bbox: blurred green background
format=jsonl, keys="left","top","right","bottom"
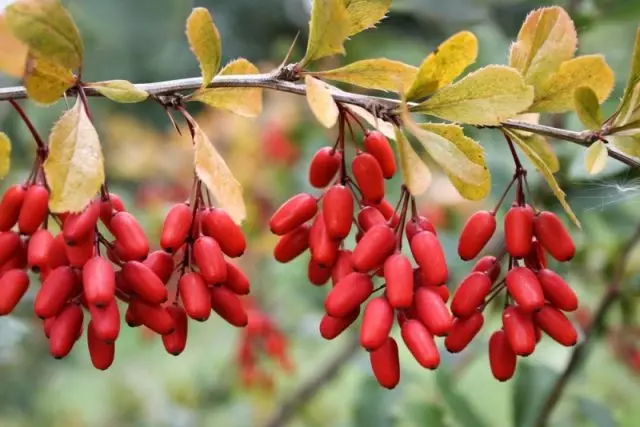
{"left": 1, "top": 0, "right": 640, "bottom": 426}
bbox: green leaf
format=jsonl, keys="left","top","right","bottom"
{"left": 86, "top": 80, "right": 148, "bottom": 103}
{"left": 406, "top": 403, "right": 447, "bottom": 427}
{"left": 186, "top": 7, "right": 221, "bottom": 87}
{"left": 0, "top": 132, "right": 11, "bottom": 179}
{"left": 530, "top": 55, "right": 614, "bottom": 113}
{"left": 576, "top": 397, "right": 616, "bottom": 427}
{"left": 394, "top": 126, "right": 432, "bottom": 196}
{"left": 435, "top": 369, "right": 488, "bottom": 427}
{"left": 305, "top": 75, "right": 339, "bottom": 128}
{"left": 354, "top": 376, "right": 398, "bottom": 427}
{"left": 574, "top": 86, "right": 603, "bottom": 130}
{"left": 585, "top": 140, "right": 608, "bottom": 174}
{"left": 23, "top": 57, "right": 75, "bottom": 105}
{"left": 418, "top": 123, "right": 491, "bottom": 200}
{"left": 412, "top": 66, "right": 534, "bottom": 125}
{"left": 507, "top": 130, "right": 580, "bottom": 227}
{"left": 299, "top": 0, "right": 351, "bottom": 67}
{"left": 611, "top": 135, "right": 640, "bottom": 157}
{"left": 5, "top": 0, "right": 83, "bottom": 70}
{"left": 509, "top": 6, "right": 577, "bottom": 91}
{"left": 614, "top": 27, "right": 640, "bottom": 126}
{"left": 520, "top": 133, "right": 560, "bottom": 173}
{"left": 613, "top": 82, "right": 640, "bottom": 128}
{"left": 309, "top": 58, "right": 417, "bottom": 92}
{"left": 189, "top": 58, "right": 263, "bottom": 117}
{"left": 344, "top": 0, "right": 391, "bottom": 37}
{"left": 513, "top": 362, "right": 558, "bottom": 427}
{"left": 192, "top": 121, "right": 246, "bottom": 224}
{"left": 405, "top": 31, "right": 478, "bottom": 101}
{"left": 44, "top": 97, "right": 105, "bottom": 213}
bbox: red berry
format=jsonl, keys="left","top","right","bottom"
{"left": 65, "top": 235, "right": 95, "bottom": 267}
{"left": 35, "top": 266, "right": 78, "bottom": 318}
{"left": 534, "top": 304, "right": 578, "bottom": 346}
{"left": 360, "top": 296, "right": 394, "bottom": 351}
{"left": 0, "top": 185, "right": 26, "bottom": 231}
{"left": 471, "top": 255, "right": 501, "bottom": 283}
{"left": 99, "top": 193, "right": 125, "bottom": 233}
{"left": 179, "top": 272, "right": 212, "bottom": 321}
{"left": 27, "top": 229, "right": 54, "bottom": 270}
{"left": 401, "top": 319, "right": 440, "bottom": 369}
{"left": 502, "top": 306, "right": 536, "bottom": 356}
{"left": 18, "top": 184, "right": 49, "bottom": 235}
{"left": 533, "top": 211, "right": 575, "bottom": 262}
{"left": 308, "top": 259, "right": 331, "bottom": 285}
{"left": 458, "top": 210, "right": 496, "bottom": 261}
{"left": 410, "top": 231, "right": 448, "bottom": 286}
{"left": 451, "top": 272, "right": 492, "bottom": 318}
{"left": 414, "top": 287, "right": 452, "bottom": 336}
{"left": 124, "top": 303, "right": 142, "bottom": 327}
{"left": 0, "top": 269, "right": 29, "bottom": 315}
{"left": 49, "top": 303, "right": 84, "bottom": 358}
{"left": 309, "top": 147, "right": 341, "bottom": 188}
{"left": 322, "top": 185, "right": 353, "bottom": 240}
{"left": 129, "top": 299, "right": 175, "bottom": 335}
{"left": 193, "top": 236, "right": 227, "bottom": 284}
{"left": 524, "top": 239, "right": 547, "bottom": 271}
{"left": 63, "top": 201, "right": 101, "bottom": 245}
{"left": 364, "top": 131, "right": 396, "bottom": 179}
{"left": 352, "top": 224, "right": 396, "bottom": 273}
{"left": 43, "top": 317, "right": 55, "bottom": 338}
{"left": 370, "top": 199, "right": 399, "bottom": 227}
{"left": 434, "top": 285, "right": 450, "bottom": 303}
{"left": 489, "top": 330, "right": 517, "bottom": 381}
{"left": 325, "top": 272, "right": 373, "bottom": 317}
{"left": 384, "top": 253, "right": 413, "bottom": 309}
{"left": 110, "top": 212, "right": 149, "bottom": 261}
{"left": 210, "top": 286, "right": 248, "bottom": 327}
{"left": 160, "top": 203, "right": 193, "bottom": 252}
{"left": 405, "top": 216, "right": 436, "bottom": 241}
{"left": 87, "top": 321, "right": 115, "bottom": 370}
{"left": 444, "top": 312, "right": 484, "bottom": 353}
{"left": 357, "top": 206, "right": 386, "bottom": 231}
{"left": 162, "top": 305, "right": 188, "bottom": 355}
{"left": 536, "top": 269, "right": 578, "bottom": 312}
{"left": 319, "top": 309, "right": 360, "bottom": 340}
{"left": 309, "top": 215, "right": 339, "bottom": 267}
{"left": 201, "top": 208, "right": 247, "bottom": 258}
{"left": 122, "top": 261, "right": 168, "bottom": 304}
{"left": 274, "top": 224, "right": 310, "bottom": 263}
{"left": 331, "top": 250, "right": 353, "bottom": 286}
{"left": 352, "top": 153, "right": 385, "bottom": 204}
{"left": 505, "top": 267, "right": 544, "bottom": 312}
{"left": 83, "top": 256, "right": 116, "bottom": 307}
{"left": 0, "top": 231, "right": 21, "bottom": 266}
{"left": 224, "top": 262, "right": 251, "bottom": 295}
{"left": 504, "top": 205, "right": 534, "bottom": 258}
{"left": 370, "top": 337, "right": 400, "bottom": 389}
{"left": 269, "top": 193, "right": 317, "bottom": 236}
{"left": 47, "top": 233, "right": 69, "bottom": 269}
{"left": 143, "top": 250, "right": 175, "bottom": 284}
{"left": 89, "top": 298, "right": 121, "bottom": 342}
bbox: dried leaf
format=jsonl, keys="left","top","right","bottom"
{"left": 614, "top": 28, "right": 640, "bottom": 126}
{"left": 186, "top": 7, "right": 221, "bottom": 87}
{"left": 44, "top": 97, "right": 104, "bottom": 213}
{"left": 0, "top": 14, "right": 28, "bottom": 77}
{"left": 193, "top": 122, "right": 245, "bottom": 224}
{"left": 507, "top": 130, "right": 580, "bottom": 228}
{"left": 305, "top": 75, "right": 339, "bottom": 128}
{"left": 530, "top": 55, "right": 614, "bottom": 113}
{"left": 24, "top": 57, "right": 75, "bottom": 105}
{"left": 310, "top": 58, "right": 417, "bottom": 92}
{"left": 87, "top": 80, "right": 148, "bottom": 103}
{"left": 574, "top": 86, "right": 603, "bottom": 130}
{"left": 5, "top": 0, "right": 83, "bottom": 70}
{"left": 394, "top": 126, "right": 431, "bottom": 196}
{"left": 509, "top": 6, "right": 577, "bottom": 90}
{"left": 413, "top": 65, "right": 534, "bottom": 125}
{"left": 344, "top": 0, "right": 391, "bottom": 36}
{"left": 300, "top": 0, "right": 351, "bottom": 67}
{"left": 584, "top": 140, "right": 607, "bottom": 174}
{"left": 0, "top": 132, "right": 11, "bottom": 179}
{"left": 405, "top": 31, "right": 478, "bottom": 101}
{"left": 521, "top": 134, "right": 559, "bottom": 173}
{"left": 418, "top": 123, "right": 490, "bottom": 200}
{"left": 189, "top": 58, "right": 263, "bottom": 117}
{"left": 344, "top": 105, "right": 395, "bottom": 140}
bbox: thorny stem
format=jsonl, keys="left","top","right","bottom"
{"left": 491, "top": 173, "right": 519, "bottom": 216}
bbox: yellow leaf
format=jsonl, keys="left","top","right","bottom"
{"left": 614, "top": 28, "right": 640, "bottom": 126}
{"left": 507, "top": 130, "right": 580, "bottom": 228}
{"left": 611, "top": 135, "right": 640, "bottom": 158}
{"left": 185, "top": 7, "right": 221, "bottom": 87}
{"left": 310, "top": 59, "right": 417, "bottom": 92}
{"left": 509, "top": 6, "right": 577, "bottom": 90}
{"left": 24, "top": 57, "right": 75, "bottom": 105}
{"left": 574, "top": 86, "right": 603, "bottom": 130}
{"left": 344, "top": 0, "right": 391, "bottom": 37}
{"left": 193, "top": 122, "right": 246, "bottom": 224}
{"left": 305, "top": 75, "right": 339, "bottom": 128}
{"left": 0, "top": 132, "right": 11, "bottom": 179}
{"left": 86, "top": 80, "right": 148, "bottom": 103}
{"left": 44, "top": 97, "right": 105, "bottom": 213}
{"left": 584, "top": 140, "right": 607, "bottom": 174}
{"left": 300, "top": 0, "right": 351, "bottom": 67}
{"left": 530, "top": 55, "right": 614, "bottom": 113}
{"left": 344, "top": 104, "right": 395, "bottom": 140}
{"left": 520, "top": 134, "right": 559, "bottom": 173}
{"left": 405, "top": 31, "right": 478, "bottom": 101}
{"left": 400, "top": 101, "right": 488, "bottom": 185}
{"left": 5, "top": 0, "right": 83, "bottom": 70}
{"left": 394, "top": 126, "right": 431, "bottom": 196}
{"left": 189, "top": 58, "right": 263, "bottom": 117}
{"left": 418, "top": 123, "right": 490, "bottom": 200}
{"left": 412, "top": 65, "right": 534, "bottom": 125}
{"left": 0, "top": 14, "right": 28, "bottom": 77}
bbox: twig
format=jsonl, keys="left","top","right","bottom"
{"left": 533, "top": 223, "right": 640, "bottom": 427}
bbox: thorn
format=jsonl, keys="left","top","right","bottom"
{"left": 279, "top": 31, "right": 301, "bottom": 69}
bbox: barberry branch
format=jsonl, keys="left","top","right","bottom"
{"left": 533, "top": 223, "right": 640, "bottom": 427}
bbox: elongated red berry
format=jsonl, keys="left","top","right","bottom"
{"left": 357, "top": 206, "right": 386, "bottom": 231}
{"left": 472, "top": 255, "right": 501, "bottom": 283}
{"left": 370, "top": 337, "right": 400, "bottom": 389}
{"left": 414, "top": 287, "right": 452, "bottom": 336}
{"left": 99, "top": 193, "right": 125, "bottom": 233}
{"left": 110, "top": 212, "right": 149, "bottom": 261}
{"left": 270, "top": 193, "right": 317, "bottom": 236}
{"left": 360, "top": 297, "right": 394, "bottom": 351}
{"left": 48, "top": 233, "right": 69, "bottom": 269}
{"left": 83, "top": 256, "right": 116, "bottom": 307}
{"left": 309, "top": 147, "right": 341, "bottom": 188}
{"left": 49, "top": 303, "right": 84, "bottom": 358}
{"left": 89, "top": 298, "right": 120, "bottom": 342}
{"left": 160, "top": 203, "right": 192, "bottom": 253}
{"left": 35, "top": 266, "right": 78, "bottom": 318}
{"left": 405, "top": 216, "right": 436, "bottom": 242}
{"left": 458, "top": 211, "right": 496, "bottom": 261}
{"left": 524, "top": 239, "right": 547, "bottom": 271}
{"left": 65, "top": 235, "right": 95, "bottom": 267}
{"left": 504, "top": 205, "right": 534, "bottom": 258}
{"left": 444, "top": 312, "right": 484, "bottom": 353}
{"left": 202, "top": 208, "right": 246, "bottom": 258}
{"left": 534, "top": 304, "right": 578, "bottom": 346}
{"left": 18, "top": 184, "right": 49, "bottom": 235}
{"left": 533, "top": 211, "right": 575, "bottom": 262}
{"left": 0, "top": 269, "right": 29, "bottom": 315}
{"left": 210, "top": 286, "right": 248, "bottom": 327}
{"left": 0, "top": 185, "right": 26, "bottom": 231}
{"left": 364, "top": 131, "right": 396, "bottom": 179}
{"left": 451, "top": 272, "right": 492, "bottom": 318}
{"left": 506, "top": 267, "right": 544, "bottom": 312}
{"left": 143, "top": 250, "right": 175, "bottom": 284}
{"left": 369, "top": 199, "right": 400, "bottom": 227}
{"left": 63, "top": 201, "right": 101, "bottom": 245}
{"left": 319, "top": 309, "right": 360, "bottom": 340}
{"left": 309, "top": 215, "right": 339, "bottom": 267}
{"left": 331, "top": 250, "right": 353, "bottom": 286}
{"left": 325, "top": 272, "right": 373, "bottom": 318}
{"left": 179, "top": 272, "right": 211, "bottom": 321}
{"left": 384, "top": 253, "right": 413, "bottom": 308}
{"left": 308, "top": 259, "right": 331, "bottom": 285}
{"left": 502, "top": 306, "right": 536, "bottom": 356}
{"left": 224, "top": 262, "right": 250, "bottom": 295}
{"left": 129, "top": 299, "right": 175, "bottom": 335}
{"left": 27, "top": 229, "right": 53, "bottom": 270}
{"left": 0, "top": 231, "right": 21, "bottom": 266}
{"left": 88, "top": 321, "right": 115, "bottom": 370}
{"left": 536, "top": 269, "right": 578, "bottom": 312}
{"left": 193, "top": 236, "right": 227, "bottom": 284}
{"left": 162, "top": 305, "right": 188, "bottom": 355}
{"left": 401, "top": 319, "right": 440, "bottom": 369}
{"left": 411, "top": 231, "right": 448, "bottom": 286}
{"left": 122, "top": 261, "right": 168, "bottom": 304}
{"left": 352, "top": 224, "right": 396, "bottom": 272}
{"left": 489, "top": 330, "right": 517, "bottom": 381}
{"left": 124, "top": 303, "right": 142, "bottom": 327}
{"left": 352, "top": 153, "right": 385, "bottom": 204}
{"left": 323, "top": 185, "right": 353, "bottom": 240}
{"left": 274, "top": 224, "right": 310, "bottom": 263}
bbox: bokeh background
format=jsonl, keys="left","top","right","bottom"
{"left": 1, "top": 0, "right": 640, "bottom": 426}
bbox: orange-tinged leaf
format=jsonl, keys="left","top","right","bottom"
{"left": 0, "top": 14, "right": 28, "bottom": 77}
{"left": 305, "top": 75, "right": 339, "bottom": 128}
{"left": 186, "top": 7, "right": 221, "bottom": 87}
